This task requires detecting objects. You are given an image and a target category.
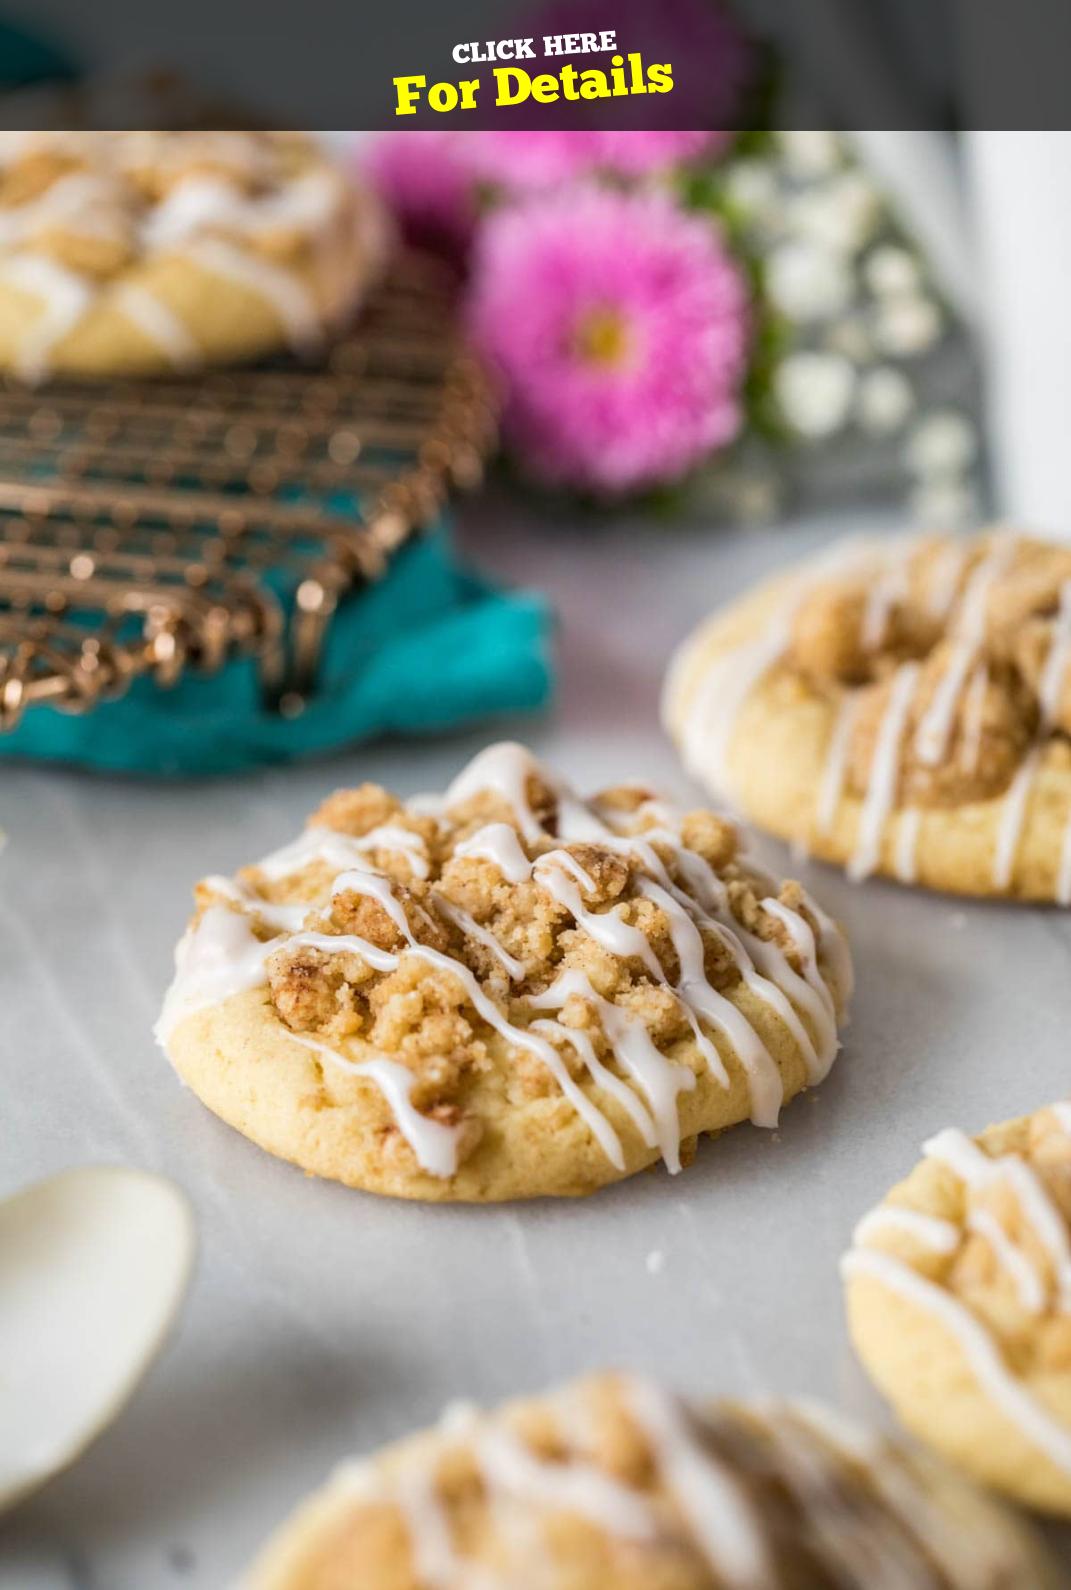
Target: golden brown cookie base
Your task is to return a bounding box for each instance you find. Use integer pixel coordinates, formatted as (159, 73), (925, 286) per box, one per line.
(666, 576), (1071, 901)
(167, 981), (817, 1203)
(845, 1111), (1071, 1514)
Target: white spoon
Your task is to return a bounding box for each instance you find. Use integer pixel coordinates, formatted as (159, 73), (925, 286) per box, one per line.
(0, 1164), (196, 1514)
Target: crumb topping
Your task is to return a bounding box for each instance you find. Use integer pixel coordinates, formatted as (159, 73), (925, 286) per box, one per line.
(176, 744), (849, 1180)
(788, 532), (1071, 808)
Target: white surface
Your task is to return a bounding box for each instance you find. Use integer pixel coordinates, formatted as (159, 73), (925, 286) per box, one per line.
(969, 131), (1071, 536)
(0, 1167), (195, 1516)
(1, 497), (1070, 1585)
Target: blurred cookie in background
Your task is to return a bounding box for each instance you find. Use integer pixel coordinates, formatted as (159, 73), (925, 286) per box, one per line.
(665, 529), (1071, 900)
(245, 1370), (1061, 1588)
(0, 127), (388, 379)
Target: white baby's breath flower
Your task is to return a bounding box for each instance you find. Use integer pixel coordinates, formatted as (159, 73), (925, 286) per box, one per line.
(905, 411), (978, 477)
(774, 351), (856, 438)
(767, 240), (854, 322)
(873, 294), (942, 355)
(824, 313), (873, 362)
(725, 159), (780, 224)
(778, 129), (840, 177)
(864, 244), (921, 297)
(789, 172), (880, 255)
(909, 477), (978, 528)
(856, 367), (915, 435)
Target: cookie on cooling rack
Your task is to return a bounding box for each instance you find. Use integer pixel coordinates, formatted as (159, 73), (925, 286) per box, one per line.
(243, 1371), (1059, 1589)
(844, 1100), (1071, 1513)
(156, 741), (851, 1201)
(664, 530), (1071, 900)
(0, 130), (387, 379)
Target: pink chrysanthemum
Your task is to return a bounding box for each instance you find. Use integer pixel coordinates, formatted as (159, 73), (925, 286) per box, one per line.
(468, 185), (750, 494)
(457, 130), (725, 194)
(364, 132), (476, 260)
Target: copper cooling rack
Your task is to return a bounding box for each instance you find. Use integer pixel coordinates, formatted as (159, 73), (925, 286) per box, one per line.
(0, 254), (497, 731)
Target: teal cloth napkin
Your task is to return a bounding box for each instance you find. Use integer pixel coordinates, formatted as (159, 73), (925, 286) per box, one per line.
(0, 523), (554, 775)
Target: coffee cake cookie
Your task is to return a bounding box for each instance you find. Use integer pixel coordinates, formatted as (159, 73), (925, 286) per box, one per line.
(244, 1371), (1059, 1589)
(844, 1102), (1071, 1512)
(664, 530), (1071, 899)
(156, 743), (851, 1201)
(0, 130), (385, 378)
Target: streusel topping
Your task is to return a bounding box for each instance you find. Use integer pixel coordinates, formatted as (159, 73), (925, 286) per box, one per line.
(159, 744), (850, 1182)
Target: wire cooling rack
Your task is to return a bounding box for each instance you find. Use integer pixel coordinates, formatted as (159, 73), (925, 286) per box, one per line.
(0, 254), (496, 731)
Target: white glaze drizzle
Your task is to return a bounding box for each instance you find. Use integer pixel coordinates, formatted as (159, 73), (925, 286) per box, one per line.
(780, 1399), (1012, 1587)
(848, 663), (922, 882)
(924, 538), (969, 618)
(116, 283), (198, 367)
(914, 537), (1016, 767)
(853, 1204), (961, 1255)
(992, 744), (1040, 891)
(200, 873), (309, 932)
(658, 849), (832, 1084)
(678, 622), (794, 808)
(475, 1423), (658, 1540)
(392, 1465), (462, 1586)
(968, 1208), (1046, 1313)
(861, 557), (908, 651)
(454, 822), (531, 884)
(529, 1018), (657, 1154)
(432, 897), (525, 982)
(893, 808), (921, 885)
(444, 742), (550, 844)
(181, 235), (320, 349)
(313, 871), (650, 1171)
(0, 171), (120, 244)
(815, 695), (858, 838)
(843, 1246), (1071, 1479)
(290, 1030), (463, 1179)
(924, 1126), (1071, 1311)
(143, 169), (339, 249)
(154, 905), (281, 1044)
(528, 968), (696, 1172)
(637, 876), (782, 1125)
(623, 1378), (773, 1586)
(1050, 1101), (1071, 1138)
(668, 535), (888, 809)
(1, 252), (94, 381)
(257, 823), (430, 881)
(753, 1408), (939, 1590)
(958, 664), (988, 774)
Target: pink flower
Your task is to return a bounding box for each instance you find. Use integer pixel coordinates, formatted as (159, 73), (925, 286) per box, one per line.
(468, 186), (750, 494)
(364, 132), (476, 260)
(457, 130), (725, 194)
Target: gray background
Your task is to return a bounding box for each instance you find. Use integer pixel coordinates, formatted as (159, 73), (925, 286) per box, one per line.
(2, 497), (1070, 1586)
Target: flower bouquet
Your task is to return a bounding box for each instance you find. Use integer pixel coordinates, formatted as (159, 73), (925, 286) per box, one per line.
(365, 117), (978, 520)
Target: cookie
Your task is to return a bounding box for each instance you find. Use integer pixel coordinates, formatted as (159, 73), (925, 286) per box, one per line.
(664, 530), (1071, 899)
(243, 1371), (1059, 1589)
(156, 742), (851, 1201)
(844, 1101), (1071, 1513)
(0, 130), (386, 378)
